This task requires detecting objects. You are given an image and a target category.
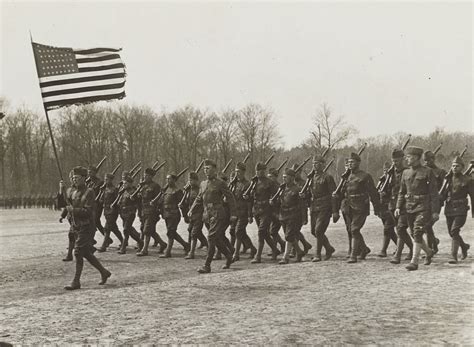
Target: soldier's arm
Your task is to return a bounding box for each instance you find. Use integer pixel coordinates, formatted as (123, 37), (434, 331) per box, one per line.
(468, 176), (474, 217)
(327, 175), (339, 214)
(396, 173), (407, 211)
(220, 180), (237, 218)
(428, 169), (440, 214)
(244, 182), (253, 218)
(366, 174), (381, 214)
(189, 182), (204, 214)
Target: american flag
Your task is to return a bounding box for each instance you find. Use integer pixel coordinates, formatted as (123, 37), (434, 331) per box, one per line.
(31, 42), (126, 110)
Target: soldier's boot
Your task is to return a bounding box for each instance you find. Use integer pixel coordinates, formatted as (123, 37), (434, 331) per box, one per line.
(422, 239), (434, 265)
(137, 235), (150, 256)
(347, 236), (360, 263)
(129, 227), (143, 250)
(263, 235), (279, 260)
(185, 239), (197, 259)
(312, 236), (323, 262)
(241, 234), (253, 256)
(358, 239), (371, 260)
(118, 233), (129, 254)
(378, 233), (391, 258)
(323, 236), (335, 261)
(160, 238), (174, 258)
(83, 251), (111, 285)
(276, 233), (286, 253)
(112, 229), (124, 248)
(299, 232), (312, 255)
(65, 254), (83, 290)
(449, 238), (460, 264)
(63, 234), (75, 261)
(98, 231), (111, 252)
(230, 230), (236, 250)
(214, 250), (223, 260)
(279, 242), (292, 265)
(404, 236), (414, 260)
(390, 238), (405, 264)
(232, 238), (242, 262)
(406, 242), (421, 271)
(294, 241), (304, 262)
(459, 236), (470, 260)
(346, 232), (353, 259)
(173, 233), (190, 254)
(251, 240), (264, 264)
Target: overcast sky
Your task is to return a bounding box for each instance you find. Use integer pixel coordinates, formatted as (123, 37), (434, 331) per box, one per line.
(1, 1), (472, 148)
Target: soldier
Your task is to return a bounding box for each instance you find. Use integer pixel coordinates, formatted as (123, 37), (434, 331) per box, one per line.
(343, 152), (381, 263)
(189, 159), (236, 273)
(117, 175), (143, 254)
(291, 163), (312, 255)
(388, 149), (414, 264)
(423, 150), (446, 254)
(441, 156), (473, 263)
(339, 158), (353, 257)
(305, 156), (338, 262)
(136, 168), (163, 256)
(267, 167), (290, 253)
(395, 146), (439, 271)
(158, 173), (189, 258)
(60, 166), (111, 290)
(181, 171), (208, 259)
(377, 161), (398, 257)
(97, 173), (124, 252)
(213, 172), (235, 260)
(59, 169), (76, 262)
(87, 165), (109, 245)
(271, 168), (305, 264)
(230, 162), (257, 262)
(247, 162), (280, 263)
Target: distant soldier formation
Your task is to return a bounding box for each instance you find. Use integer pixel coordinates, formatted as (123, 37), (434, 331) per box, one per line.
(57, 140), (473, 290)
(1, 194), (57, 210)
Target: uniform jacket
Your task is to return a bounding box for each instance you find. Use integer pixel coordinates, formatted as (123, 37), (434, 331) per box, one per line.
(278, 182), (306, 222)
(252, 176), (278, 216)
(231, 177), (252, 219)
(159, 186), (184, 219)
(426, 164), (446, 191)
(139, 181), (161, 216)
(118, 186), (138, 218)
(100, 185), (119, 216)
(443, 173), (474, 217)
(343, 169), (380, 215)
(309, 172), (337, 213)
(65, 185), (95, 228)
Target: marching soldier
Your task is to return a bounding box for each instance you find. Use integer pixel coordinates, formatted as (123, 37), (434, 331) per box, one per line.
(60, 166), (111, 290)
(189, 159), (236, 273)
(59, 169), (76, 262)
(343, 152), (381, 263)
(230, 162), (257, 262)
(117, 175), (143, 254)
(377, 162), (398, 257)
(267, 167), (287, 253)
(340, 158), (353, 257)
(181, 171), (208, 259)
(423, 151), (446, 254)
(396, 146), (439, 271)
(214, 172), (235, 260)
(305, 156), (338, 262)
(87, 165), (109, 244)
(271, 168), (305, 264)
(387, 149), (414, 264)
(248, 162), (280, 263)
(158, 173), (190, 258)
(291, 163), (312, 255)
(440, 156), (473, 263)
(97, 173), (124, 252)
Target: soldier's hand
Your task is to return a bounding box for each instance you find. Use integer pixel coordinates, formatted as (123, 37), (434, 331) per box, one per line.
(184, 216), (190, 224)
(187, 211), (193, 218)
(432, 213), (439, 223)
(59, 180), (66, 192)
(248, 216), (253, 224)
(230, 216), (237, 223)
(59, 217), (64, 223)
(332, 212), (340, 223)
(66, 205), (73, 213)
(394, 209), (400, 218)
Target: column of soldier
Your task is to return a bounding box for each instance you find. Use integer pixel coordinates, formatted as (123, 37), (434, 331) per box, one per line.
(58, 139), (473, 290)
(2, 194), (57, 210)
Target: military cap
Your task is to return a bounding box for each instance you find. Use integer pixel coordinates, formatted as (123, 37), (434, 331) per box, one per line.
(452, 156), (464, 166)
(349, 152), (361, 162)
(235, 162), (246, 171)
(203, 159), (217, 168)
(344, 158), (350, 164)
(105, 173), (115, 180)
(406, 146), (424, 157)
(88, 165), (98, 172)
(166, 173), (177, 180)
(124, 176), (133, 183)
(312, 155), (325, 164)
(144, 167), (155, 176)
(423, 150), (435, 160)
(72, 166), (88, 177)
(121, 171), (131, 179)
(255, 162), (267, 171)
(267, 168), (278, 177)
(383, 161), (391, 170)
(284, 168), (296, 177)
(189, 171), (199, 180)
(391, 149), (404, 159)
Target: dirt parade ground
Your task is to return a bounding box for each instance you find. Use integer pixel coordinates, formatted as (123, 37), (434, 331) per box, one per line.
(0, 209), (473, 345)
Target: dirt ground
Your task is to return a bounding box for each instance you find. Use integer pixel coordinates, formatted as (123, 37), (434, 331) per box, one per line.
(0, 209), (473, 345)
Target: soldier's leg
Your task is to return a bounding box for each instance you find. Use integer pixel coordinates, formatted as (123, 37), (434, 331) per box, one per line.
(379, 211), (396, 257)
(98, 216), (114, 252)
(232, 218), (248, 261)
(95, 204), (106, 236)
(63, 231), (75, 261)
(407, 211), (432, 270)
(82, 248), (111, 285)
(391, 214), (412, 264)
(252, 215), (269, 263)
(270, 215), (286, 252)
(347, 211), (368, 263)
(263, 215), (279, 260)
(118, 217), (130, 254)
(167, 217), (189, 252)
(137, 216), (156, 256)
(229, 219), (237, 249)
(317, 211), (333, 261)
(448, 215), (467, 264)
(425, 221), (439, 254)
(342, 211), (352, 257)
(65, 246), (83, 290)
(198, 218), (225, 273)
(110, 218), (123, 245)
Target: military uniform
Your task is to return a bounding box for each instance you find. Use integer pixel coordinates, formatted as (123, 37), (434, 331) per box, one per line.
(343, 153), (381, 263)
(267, 168), (287, 253)
(442, 156), (473, 263)
(86, 172), (107, 241)
(397, 147), (439, 271)
(292, 165), (312, 255)
(190, 159), (236, 273)
(98, 176), (124, 252)
(62, 166), (111, 290)
(117, 182), (143, 254)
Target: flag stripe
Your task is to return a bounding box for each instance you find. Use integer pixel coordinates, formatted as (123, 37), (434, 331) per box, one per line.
(42, 81), (125, 98)
(73, 47), (121, 55)
(78, 63), (125, 73)
(41, 78), (125, 93)
(39, 68), (125, 84)
(77, 58), (124, 69)
(44, 92), (126, 110)
(42, 87), (126, 103)
(76, 54), (120, 64)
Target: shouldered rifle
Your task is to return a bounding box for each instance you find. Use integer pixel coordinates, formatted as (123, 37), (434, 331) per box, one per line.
(276, 158), (290, 174)
(295, 156), (312, 174)
(129, 161), (142, 176)
(150, 167), (189, 205)
(378, 134), (412, 193)
(196, 159), (205, 174)
(183, 160), (205, 192)
(221, 159), (233, 176)
(333, 143), (367, 198)
(110, 167), (142, 207)
(464, 160), (474, 176)
(439, 145), (468, 197)
(128, 161), (167, 200)
(242, 153), (275, 199)
(229, 153), (253, 190)
(95, 162), (122, 202)
(299, 157), (335, 196)
(242, 152), (251, 164)
(433, 143), (443, 155)
(269, 183), (286, 206)
(86, 156), (107, 184)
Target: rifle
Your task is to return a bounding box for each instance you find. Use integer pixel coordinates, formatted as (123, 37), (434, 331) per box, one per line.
(333, 143), (367, 198)
(242, 153), (276, 199)
(149, 167), (189, 205)
(182, 160), (205, 192)
(464, 160), (474, 176)
(110, 167), (142, 208)
(433, 143), (443, 155)
(294, 156), (312, 174)
(377, 134), (412, 193)
(242, 152), (251, 164)
(129, 161), (142, 176)
(85, 156), (107, 185)
(129, 161), (167, 200)
(221, 159), (233, 176)
(95, 162), (122, 201)
(178, 161), (202, 217)
(439, 145), (468, 197)
(195, 159), (205, 174)
(276, 158), (290, 174)
(298, 147), (333, 195)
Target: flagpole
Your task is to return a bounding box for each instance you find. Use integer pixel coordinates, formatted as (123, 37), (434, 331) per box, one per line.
(30, 32), (64, 180)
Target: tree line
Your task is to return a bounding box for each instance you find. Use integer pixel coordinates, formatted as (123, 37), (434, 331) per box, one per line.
(0, 101), (472, 196)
